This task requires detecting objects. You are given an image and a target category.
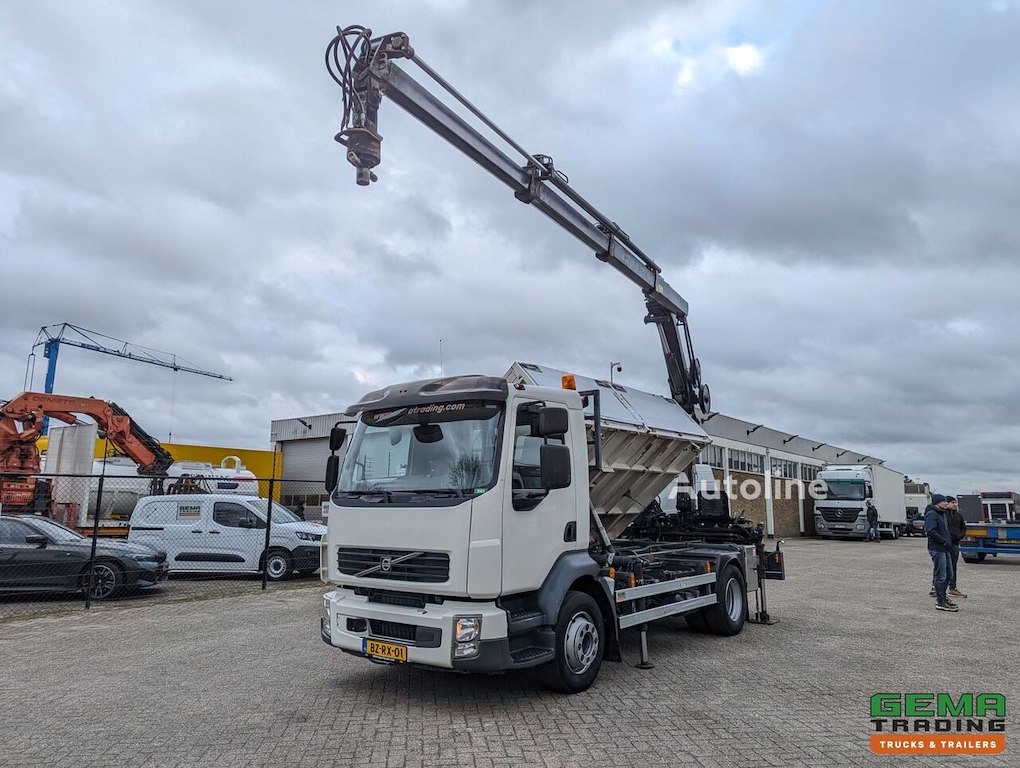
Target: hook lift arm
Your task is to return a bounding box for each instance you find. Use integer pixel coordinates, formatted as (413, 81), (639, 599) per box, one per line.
(325, 26), (710, 418)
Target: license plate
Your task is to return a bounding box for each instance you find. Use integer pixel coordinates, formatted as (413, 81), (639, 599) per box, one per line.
(362, 638), (407, 663)
(834, 525), (848, 529)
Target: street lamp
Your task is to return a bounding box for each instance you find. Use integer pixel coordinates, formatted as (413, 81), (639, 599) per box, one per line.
(609, 361), (622, 385)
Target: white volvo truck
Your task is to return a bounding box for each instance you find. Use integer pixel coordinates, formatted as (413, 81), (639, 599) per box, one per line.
(320, 364), (783, 691)
(317, 26), (785, 692)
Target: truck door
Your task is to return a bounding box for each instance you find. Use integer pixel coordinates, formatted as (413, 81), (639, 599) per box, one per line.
(501, 402), (577, 594)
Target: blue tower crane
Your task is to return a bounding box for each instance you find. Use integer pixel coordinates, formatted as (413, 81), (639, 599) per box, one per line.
(29, 323), (232, 435)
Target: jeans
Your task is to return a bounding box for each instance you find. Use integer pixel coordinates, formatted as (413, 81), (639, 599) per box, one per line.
(867, 521), (879, 541)
(949, 543), (960, 589)
(929, 548), (952, 600)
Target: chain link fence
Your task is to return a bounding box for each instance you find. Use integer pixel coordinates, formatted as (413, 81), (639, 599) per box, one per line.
(0, 474), (329, 621)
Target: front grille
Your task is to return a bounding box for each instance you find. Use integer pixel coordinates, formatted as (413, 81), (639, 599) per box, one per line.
(368, 590), (426, 609)
(369, 619), (418, 643)
(817, 507), (861, 523)
(336, 547), (450, 583)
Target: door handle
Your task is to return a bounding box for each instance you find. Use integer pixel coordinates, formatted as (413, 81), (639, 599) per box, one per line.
(191, 530), (202, 534)
(563, 521), (577, 542)
(209, 530), (221, 534)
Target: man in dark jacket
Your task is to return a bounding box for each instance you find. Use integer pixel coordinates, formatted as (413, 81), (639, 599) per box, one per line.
(865, 500), (880, 542)
(925, 494), (958, 611)
(945, 496), (968, 598)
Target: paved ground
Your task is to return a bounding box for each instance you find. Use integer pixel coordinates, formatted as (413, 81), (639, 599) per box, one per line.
(0, 572), (320, 622)
(2, 536), (1017, 768)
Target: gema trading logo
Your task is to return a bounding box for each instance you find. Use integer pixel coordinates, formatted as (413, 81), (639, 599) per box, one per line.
(869, 692), (1006, 755)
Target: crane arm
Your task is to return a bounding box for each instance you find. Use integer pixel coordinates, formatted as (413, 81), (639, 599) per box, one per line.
(0, 392), (175, 476)
(325, 27), (709, 417)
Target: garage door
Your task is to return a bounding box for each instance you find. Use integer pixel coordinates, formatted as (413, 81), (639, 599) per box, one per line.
(281, 438), (329, 481)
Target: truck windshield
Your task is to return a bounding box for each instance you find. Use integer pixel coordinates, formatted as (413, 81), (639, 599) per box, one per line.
(337, 401), (503, 499)
(824, 479), (866, 501)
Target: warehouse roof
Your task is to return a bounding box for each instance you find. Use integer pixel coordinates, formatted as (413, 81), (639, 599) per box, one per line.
(702, 413), (886, 466)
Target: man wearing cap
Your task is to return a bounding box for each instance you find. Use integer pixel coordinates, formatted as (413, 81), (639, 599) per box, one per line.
(925, 494), (958, 611)
(945, 496), (968, 598)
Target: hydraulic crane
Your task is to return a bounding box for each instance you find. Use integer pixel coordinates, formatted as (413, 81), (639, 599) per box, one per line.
(0, 391), (174, 514)
(29, 324), (233, 435)
(325, 26), (710, 420)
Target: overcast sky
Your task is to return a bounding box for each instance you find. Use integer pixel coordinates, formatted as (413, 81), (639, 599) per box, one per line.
(2, 0), (1019, 493)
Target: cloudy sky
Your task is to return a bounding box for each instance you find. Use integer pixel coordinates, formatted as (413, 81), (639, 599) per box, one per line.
(2, 0), (1018, 493)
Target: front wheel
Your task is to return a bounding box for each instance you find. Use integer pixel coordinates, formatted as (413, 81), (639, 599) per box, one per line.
(264, 549), (293, 581)
(540, 591), (604, 693)
(83, 561), (122, 600)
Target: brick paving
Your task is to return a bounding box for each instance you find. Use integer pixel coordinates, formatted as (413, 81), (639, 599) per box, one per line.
(1, 536), (1017, 767)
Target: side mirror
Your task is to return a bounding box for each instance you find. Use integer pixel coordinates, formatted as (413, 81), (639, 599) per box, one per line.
(329, 426), (347, 453)
(540, 444), (571, 490)
(325, 454), (340, 493)
(537, 407), (568, 437)
(25, 534), (48, 548)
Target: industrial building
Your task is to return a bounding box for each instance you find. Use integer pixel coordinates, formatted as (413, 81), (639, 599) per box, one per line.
(272, 377), (889, 539)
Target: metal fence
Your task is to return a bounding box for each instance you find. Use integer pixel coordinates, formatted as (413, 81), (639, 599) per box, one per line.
(0, 474), (329, 621)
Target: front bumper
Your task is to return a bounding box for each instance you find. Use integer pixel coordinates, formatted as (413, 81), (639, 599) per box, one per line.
(130, 561), (170, 588)
(321, 589), (509, 670)
(292, 545), (320, 573)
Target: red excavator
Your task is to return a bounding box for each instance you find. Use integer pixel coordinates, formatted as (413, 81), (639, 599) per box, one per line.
(0, 392), (174, 517)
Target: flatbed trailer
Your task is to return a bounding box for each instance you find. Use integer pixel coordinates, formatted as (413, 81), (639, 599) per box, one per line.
(961, 521), (1020, 563)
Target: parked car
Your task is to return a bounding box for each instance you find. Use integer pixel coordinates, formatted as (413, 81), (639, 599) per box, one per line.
(127, 495), (325, 580)
(0, 514), (168, 600)
(909, 517), (927, 536)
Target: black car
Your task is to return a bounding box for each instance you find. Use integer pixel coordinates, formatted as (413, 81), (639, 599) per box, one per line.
(909, 517), (927, 536)
(0, 515), (168, 600)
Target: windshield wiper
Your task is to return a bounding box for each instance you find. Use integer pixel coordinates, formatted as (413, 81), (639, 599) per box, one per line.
(336, 489), (393, 502)
(395, 489), (469, 498)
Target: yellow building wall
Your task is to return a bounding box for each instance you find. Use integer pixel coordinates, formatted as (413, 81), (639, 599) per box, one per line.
(37, 437), (278, 478)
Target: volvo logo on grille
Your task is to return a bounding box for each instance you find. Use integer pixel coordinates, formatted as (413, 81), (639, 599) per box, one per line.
(380, 557), (392, 573)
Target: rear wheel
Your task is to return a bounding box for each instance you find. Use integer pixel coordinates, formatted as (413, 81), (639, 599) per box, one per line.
(540, 591), (604, 693)
(685, 610), (709, 632)
(703, 565), (746, 636)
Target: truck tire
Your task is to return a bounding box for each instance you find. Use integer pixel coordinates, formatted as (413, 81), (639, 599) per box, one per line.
(264, 549), (293, 581)
(539, 590), (604, 694)
(703, 565), (746, 636)
(685, 610), (709, 632)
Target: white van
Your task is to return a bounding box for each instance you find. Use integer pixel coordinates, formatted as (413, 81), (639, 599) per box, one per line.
(127, 494), (326, 580)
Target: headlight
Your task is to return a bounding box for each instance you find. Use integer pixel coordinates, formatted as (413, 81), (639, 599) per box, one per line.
(816, 521), (826, 528)
(454, 616), (481, 643)
(855, 524), (865, 530)
(295, 531), (322, 542)
(322, 594), (331, 620)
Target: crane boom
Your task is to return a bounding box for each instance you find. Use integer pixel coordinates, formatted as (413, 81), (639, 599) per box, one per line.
(31, 323), (233, 435)
(325, 27), (709, 418)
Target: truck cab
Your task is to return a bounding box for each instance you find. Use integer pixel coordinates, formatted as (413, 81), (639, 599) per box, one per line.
(814, 464), (906, 540)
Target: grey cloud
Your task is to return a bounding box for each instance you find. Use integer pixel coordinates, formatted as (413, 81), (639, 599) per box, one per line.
(2, 0), (1020, 496)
